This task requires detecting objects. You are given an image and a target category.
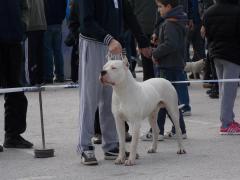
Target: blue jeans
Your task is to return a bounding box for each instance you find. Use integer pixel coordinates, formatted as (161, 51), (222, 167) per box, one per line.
(43, 24), (64, 81)
(155, 67), (190, 134)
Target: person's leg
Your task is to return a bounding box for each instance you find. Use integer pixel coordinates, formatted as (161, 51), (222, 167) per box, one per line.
(43, 26), (54, 82)
(191, 25), (206, 62)
(160, 69), (187, 135)
(71, 42), (79, 83)
(214, 59), (240, 128)
(28, 31), (45, 85)
(157, 108), (167, 135)
(77, 37), (102, 153)
(175, 70), (191, 113)
(27, 31), (38, 85)
(52, 24), (64, 81)
(2, 43), (32, 148)
(141, 54), (155, 81)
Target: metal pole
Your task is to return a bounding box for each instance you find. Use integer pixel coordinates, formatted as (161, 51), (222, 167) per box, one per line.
(38, 88), (46, 149)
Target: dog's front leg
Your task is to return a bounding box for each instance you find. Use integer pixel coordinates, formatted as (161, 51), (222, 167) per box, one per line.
(114, 114), (126, 165)
(125, 121), (140, 166)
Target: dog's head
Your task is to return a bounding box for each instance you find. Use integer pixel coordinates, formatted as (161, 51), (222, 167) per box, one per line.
(99, 58), (129, 86)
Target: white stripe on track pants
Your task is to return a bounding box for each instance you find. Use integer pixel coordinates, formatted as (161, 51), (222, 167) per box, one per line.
(77, 36), (118, 153)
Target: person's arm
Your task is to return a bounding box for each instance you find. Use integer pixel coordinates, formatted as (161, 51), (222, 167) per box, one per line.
(152, 22), (179, 60)
(122, 0), (151, 57)
(79, 0), (113, 45)
(68, 0), (80, 36)
(21, 0), (29, 29)
(122, 0), (149, 48)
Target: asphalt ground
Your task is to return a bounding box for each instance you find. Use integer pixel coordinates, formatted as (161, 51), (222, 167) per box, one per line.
(0, 70), (240, 180)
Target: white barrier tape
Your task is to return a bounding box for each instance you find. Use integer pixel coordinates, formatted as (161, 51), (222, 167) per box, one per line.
(0, 79), (239, 94)
(172, 78), (240, 84)
(0, 84), (79, 94)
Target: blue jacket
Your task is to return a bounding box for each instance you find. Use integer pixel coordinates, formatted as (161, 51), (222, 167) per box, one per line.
(0, 0), (25, 43)
(44, 0), (67, 25)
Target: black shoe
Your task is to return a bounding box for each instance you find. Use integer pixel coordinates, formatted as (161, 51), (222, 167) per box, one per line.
(3, 135), (33, 149)
(104, 147), (139, 160)
(54, 78), (64, 83)
(43, 79), (53, 84)
(209, 92), (219, 99)
(81, 146), (98, 165)
(0, 145), (3, 152)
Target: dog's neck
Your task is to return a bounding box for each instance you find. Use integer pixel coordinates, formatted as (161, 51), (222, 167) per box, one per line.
(112, 70), (140, 97)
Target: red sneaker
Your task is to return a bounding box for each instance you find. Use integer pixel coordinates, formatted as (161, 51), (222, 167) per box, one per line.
(233, 121), (240, 127)
(220, 122), (240, 135)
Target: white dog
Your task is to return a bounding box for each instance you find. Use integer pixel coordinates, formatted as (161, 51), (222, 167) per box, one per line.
(100, 58), (186, 166)
(184, 59), (205, 79)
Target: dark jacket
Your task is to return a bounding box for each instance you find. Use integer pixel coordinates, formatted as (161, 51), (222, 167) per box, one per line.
(152, 6), (187, 69)
(44, 0), (67, 25)
(129, 0), (156, 35)
(78, 0), (149, 48)
(0, 0), (27, 43)
(203, 2), (240, 65)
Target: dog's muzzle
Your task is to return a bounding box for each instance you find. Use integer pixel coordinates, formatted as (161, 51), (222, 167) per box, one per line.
(99, 71), (115, 86)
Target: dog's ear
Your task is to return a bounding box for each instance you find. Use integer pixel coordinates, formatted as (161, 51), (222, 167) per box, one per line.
(122, 56), (130, 69)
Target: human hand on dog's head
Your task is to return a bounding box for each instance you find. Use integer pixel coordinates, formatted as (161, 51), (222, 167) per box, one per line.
(108, 39), (122, 54)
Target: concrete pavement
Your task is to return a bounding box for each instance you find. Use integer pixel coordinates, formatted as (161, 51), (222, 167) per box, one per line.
(0, 71), (240, 180)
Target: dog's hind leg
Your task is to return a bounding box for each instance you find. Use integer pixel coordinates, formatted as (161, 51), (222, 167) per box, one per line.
(166, 105), (186, 154)
(114, 114), (126, 165)
(125, 121), (140, 166)
(147, 107), (160, 154)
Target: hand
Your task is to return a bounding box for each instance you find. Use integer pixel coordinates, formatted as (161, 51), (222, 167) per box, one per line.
(188, 20), (194, 31)
(139, 47), (152, 59)
(152, 56), (160, 64)
(200, 26), (206, 38)
(108, 39), (122, 54)
(151, 33), (158, 47)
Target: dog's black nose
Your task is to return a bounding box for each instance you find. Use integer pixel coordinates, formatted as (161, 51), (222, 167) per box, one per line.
(101, 70), (107, 76)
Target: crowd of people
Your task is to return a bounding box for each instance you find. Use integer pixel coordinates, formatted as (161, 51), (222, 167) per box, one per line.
(0, 0), (240, 166)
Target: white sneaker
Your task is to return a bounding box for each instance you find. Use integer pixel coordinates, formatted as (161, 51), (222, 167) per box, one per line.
(164, 131), (187, 139)
(182, 110), (192, 116)
(140, 131), (164, 141)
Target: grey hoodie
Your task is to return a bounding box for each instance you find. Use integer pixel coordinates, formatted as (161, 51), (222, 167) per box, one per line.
(152, 6), (187, 69)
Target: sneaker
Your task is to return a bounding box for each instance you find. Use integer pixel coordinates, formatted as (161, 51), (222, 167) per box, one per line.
(0, 145), (3, 152)
(233, 121), (240, 127)
(125, 132), (132, 142)
(182, 110), (192, 116)
(104, 147), (139, 160)
(220, 122), (240, 135)
(3, 135), (33, 149)
(209, 92), (219, 99)
(140, 131), (164, 141)
(164, 131), (187, 139)
(81, 147), (98, 165)
(91, 134), (102, 144)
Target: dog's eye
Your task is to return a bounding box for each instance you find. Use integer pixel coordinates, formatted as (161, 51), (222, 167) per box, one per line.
(111, 67), (117, 70)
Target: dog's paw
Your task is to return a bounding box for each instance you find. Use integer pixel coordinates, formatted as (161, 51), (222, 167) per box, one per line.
(177, 149), (186, 154)
(147, 148), (156, 153)
(115, 156), (126, 165)
(124, 159), (136, 166)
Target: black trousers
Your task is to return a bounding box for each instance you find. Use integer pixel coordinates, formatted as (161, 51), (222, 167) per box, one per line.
(94, 108), (129, 134)
(71, 42), (79, 83)
(0, 42), (28, 138)
(28, 31), (45, 85)
(141, 34), (155, 81)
